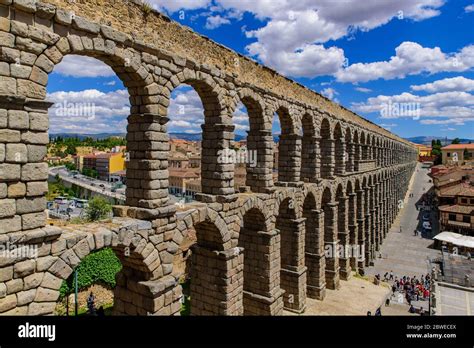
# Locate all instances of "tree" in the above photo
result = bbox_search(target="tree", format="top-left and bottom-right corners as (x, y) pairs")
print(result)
(451, 138), (461, 144)
(84, 197), (112, 221)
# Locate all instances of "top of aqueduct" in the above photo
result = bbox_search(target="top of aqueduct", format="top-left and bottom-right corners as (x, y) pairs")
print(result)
(40, 0), (412, 146)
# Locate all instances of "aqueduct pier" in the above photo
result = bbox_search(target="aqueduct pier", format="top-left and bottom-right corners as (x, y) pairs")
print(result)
(0, 0), (417, 315)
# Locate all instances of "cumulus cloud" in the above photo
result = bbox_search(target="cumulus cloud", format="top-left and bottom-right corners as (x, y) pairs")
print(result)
(48, 89), (130, 133)
(411, 76), (474, 93)
(214, 0), (445, 78)
(321, 87), (339, 100)
(336, 42), (474, 83)
(53, 55), (115, 78)
(205, 15), (231, 29)
(465, 4), (474, 13)
(352, 91), (474, 121)
(149, 0), (212, 13)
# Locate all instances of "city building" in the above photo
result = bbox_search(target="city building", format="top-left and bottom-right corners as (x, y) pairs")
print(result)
(441, 144), (474, 165)
(168, 168), (200, 197)
(75, 146), (95, 156)
(432, 167), (474, 236)
(414, 144), (435, 162)
(95, 153), (126, 181)
(169, 153), (190, 169)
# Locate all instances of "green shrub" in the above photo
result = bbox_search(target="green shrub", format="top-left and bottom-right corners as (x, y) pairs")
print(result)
(85, 197), (112, 221)
(59, 248), (122, 299)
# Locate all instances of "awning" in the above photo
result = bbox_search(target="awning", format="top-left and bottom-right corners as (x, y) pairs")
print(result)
(434, 232), (474, 249)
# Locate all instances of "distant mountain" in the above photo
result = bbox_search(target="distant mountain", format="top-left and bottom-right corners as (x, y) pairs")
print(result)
(169, 132), (246, 141)
(49, 133), (126, 140)
(405, 136), (474, 145)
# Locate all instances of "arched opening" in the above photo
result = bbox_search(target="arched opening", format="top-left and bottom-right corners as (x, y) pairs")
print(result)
(345, 128), (353, 173)
(355, 179), (365, 274)
(277, 197), (304, 310)
(334, 123), (344, 176)
(273, 107), (300, 184)
(320, 118), (334, 179)
(166, 79), (232, 200)
(360, 131), (367, 161)
(189, 220), (240, 315)
(303, 193), (325, 299)
(321, 187), (339, 289)
(336, 184), (349, 280)
(301, 113), (318, 183)
(239, 208), (282, 315)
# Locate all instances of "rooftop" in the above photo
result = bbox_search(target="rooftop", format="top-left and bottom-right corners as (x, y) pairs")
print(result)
(442, 144), (474, 150)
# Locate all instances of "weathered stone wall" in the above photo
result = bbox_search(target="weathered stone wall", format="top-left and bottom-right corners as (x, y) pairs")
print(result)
(0, 0), (419, 316)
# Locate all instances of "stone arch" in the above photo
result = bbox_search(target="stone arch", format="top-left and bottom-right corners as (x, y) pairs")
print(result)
(301, 112), (318, 183)
(345, 127), (353, 173)
(321, 186), (339, 289)
(360, 131), (367, 160)
(272, 104), (301, 184)
(238, 207), (283, 315)
(303, 191), (325, 300)
(230, 88), (269, 193)
(319, 117), (334, 179)
(166, 74), (232, 196)
(334, 122), (345, 176)
(277, 197), (306, 312)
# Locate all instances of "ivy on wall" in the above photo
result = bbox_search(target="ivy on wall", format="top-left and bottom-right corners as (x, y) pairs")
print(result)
(59, 248), (122, 299)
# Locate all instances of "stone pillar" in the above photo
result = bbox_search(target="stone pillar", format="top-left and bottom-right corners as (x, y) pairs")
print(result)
(280, 218), (307, 312)
(241, 229), (284, 315)
(201, 123), (235, 196)
(277, 133), (302, 185)
(246, 129), (274, 193)
(364, 187), (372, 267)
(0, 96), (53, 234)
(324, 203), (340, 290)
(301, 135), (320, 183)
(305, 209), (326, 300)
(126, 114), (170, 210)
(337, 196), (351, 280)
(321, 138), (335, 179)
(335, 137), (346, 176)
(356, 190), (365, 274)
(346, 141), (355, 173)
(190, 246), (243, 315)
(114, 274), (181, 316)
(348, 193), (358, 270)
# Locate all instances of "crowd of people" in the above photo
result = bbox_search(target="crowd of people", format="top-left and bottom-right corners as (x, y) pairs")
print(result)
(373, 271), (431, 315)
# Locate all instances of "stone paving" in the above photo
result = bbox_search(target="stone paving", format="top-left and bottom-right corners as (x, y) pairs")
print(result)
(435, 284), (474, 315)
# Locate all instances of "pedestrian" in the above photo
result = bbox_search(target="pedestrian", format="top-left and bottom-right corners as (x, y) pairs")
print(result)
(419, 307), (425, 315)
(390, 271), (394, 281)
(375, 307), (382, 316)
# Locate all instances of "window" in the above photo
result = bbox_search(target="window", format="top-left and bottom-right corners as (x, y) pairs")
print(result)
(447, 152), (451, 157)
(470, 199), (474, 204)
(461, 198), (468, 204)
(448, 214), (456, 221)
(463, 215), (470, 223)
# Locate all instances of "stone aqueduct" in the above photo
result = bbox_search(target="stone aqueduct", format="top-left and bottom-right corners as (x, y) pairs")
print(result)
(0, 0), (417, 315)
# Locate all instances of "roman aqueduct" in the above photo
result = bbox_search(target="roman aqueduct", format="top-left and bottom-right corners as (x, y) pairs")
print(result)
(0, 0), (417, 315)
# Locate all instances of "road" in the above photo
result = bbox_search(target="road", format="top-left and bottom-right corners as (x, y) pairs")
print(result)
(366, 163), (441, 279)
(49, 166), (126, 202)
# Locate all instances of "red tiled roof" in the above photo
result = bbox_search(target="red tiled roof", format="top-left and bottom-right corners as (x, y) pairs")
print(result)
(442, 144), (474, 150)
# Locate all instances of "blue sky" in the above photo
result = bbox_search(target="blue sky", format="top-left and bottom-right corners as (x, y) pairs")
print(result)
(48, 0), (474, 140)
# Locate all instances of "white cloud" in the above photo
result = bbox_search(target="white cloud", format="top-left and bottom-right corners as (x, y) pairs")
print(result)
(205, 15), (231, 29)
(47, 89), (130, 133)
(321, 87), (338, 100)
(149, 0), (211, 13)
(411, 76), (474, 93)
(336, 42), (474, 83)
(214, 0), (445, 78)
(355, 87), (372, 93)
(53, 55), (115, 78)
(465, 4), (474, 13)
(104, 80), (116, 86)
(352, 91), (474, 121)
